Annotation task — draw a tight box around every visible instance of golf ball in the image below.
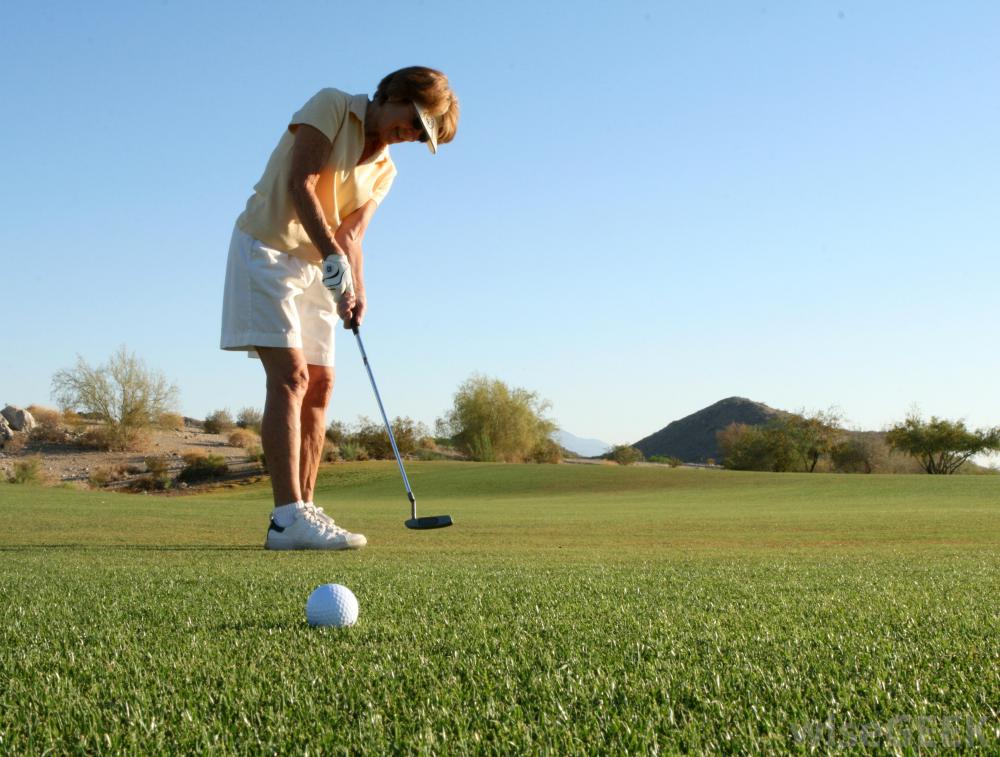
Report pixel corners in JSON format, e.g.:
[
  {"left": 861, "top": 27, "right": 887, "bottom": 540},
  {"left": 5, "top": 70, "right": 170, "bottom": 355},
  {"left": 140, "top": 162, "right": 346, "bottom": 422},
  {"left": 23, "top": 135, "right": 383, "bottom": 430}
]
[{"left": 306, "top": 583, "right": 359, "bottom": 628}]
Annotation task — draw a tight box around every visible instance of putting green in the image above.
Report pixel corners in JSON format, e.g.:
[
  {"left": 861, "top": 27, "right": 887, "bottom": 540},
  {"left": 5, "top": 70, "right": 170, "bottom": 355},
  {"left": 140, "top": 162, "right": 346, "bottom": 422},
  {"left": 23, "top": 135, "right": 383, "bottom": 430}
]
[{"left": 1, "top": 463, "right": 998, "bottom": 752}]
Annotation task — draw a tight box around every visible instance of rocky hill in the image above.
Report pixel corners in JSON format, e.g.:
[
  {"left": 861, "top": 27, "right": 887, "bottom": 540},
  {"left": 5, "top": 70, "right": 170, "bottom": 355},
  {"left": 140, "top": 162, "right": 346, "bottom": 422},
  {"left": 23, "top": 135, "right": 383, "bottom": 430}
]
[{"left": 632, "top": 397, "right": 782, "bottom": 463}]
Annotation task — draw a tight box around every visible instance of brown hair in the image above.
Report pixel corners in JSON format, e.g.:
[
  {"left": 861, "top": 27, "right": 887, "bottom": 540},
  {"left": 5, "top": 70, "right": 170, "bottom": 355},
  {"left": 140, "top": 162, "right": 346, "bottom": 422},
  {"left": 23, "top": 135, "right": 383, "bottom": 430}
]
[{"left": 374, "top": 66, "right": 460, "bottom": 145}]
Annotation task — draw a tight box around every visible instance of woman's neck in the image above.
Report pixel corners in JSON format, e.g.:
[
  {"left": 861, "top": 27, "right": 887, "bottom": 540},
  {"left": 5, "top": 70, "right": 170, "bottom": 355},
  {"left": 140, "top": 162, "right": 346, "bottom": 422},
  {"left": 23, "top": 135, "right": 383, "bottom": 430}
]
[{"left": 360, "top": 100, "right": 385, "bottom": 164}]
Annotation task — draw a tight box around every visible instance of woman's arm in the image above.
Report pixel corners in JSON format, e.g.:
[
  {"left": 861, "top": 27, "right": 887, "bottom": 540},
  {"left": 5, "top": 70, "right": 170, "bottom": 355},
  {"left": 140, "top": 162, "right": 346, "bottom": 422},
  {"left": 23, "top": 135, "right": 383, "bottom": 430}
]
[{"left": 287, "top": 124, "right": 342, "bottom": 260}]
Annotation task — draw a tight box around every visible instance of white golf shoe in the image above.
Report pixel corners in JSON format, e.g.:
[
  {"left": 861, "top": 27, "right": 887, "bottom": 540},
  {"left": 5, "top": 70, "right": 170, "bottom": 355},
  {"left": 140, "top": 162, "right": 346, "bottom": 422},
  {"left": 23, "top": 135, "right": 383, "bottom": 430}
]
[{"left": 264, "top": 505, "right": 367, "bottom": 551}]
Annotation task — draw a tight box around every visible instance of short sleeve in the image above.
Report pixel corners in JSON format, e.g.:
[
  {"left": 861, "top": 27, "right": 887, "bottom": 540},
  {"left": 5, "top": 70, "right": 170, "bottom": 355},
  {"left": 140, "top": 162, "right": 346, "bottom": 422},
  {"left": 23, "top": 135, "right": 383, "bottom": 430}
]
[
  {"left": 289, "top": 89, "right": 349, "bottom": 143},
  {"left": 370, "top": 163, "right": 397, "bottom": 206}
]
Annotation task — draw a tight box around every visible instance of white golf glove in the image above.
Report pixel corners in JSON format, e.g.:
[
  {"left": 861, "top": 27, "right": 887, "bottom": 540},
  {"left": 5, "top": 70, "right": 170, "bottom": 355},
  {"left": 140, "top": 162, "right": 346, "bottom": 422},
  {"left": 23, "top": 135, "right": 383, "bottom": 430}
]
[{"left": 322, "top": 254, "right": 355, "bottom": 303}]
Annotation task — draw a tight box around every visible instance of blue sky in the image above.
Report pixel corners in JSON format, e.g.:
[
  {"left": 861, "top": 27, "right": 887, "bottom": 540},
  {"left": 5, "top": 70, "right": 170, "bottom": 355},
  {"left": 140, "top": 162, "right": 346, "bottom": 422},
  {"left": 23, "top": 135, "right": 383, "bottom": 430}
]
[{"left": 2, "top": 1, "right": 998, "bottom": 446}]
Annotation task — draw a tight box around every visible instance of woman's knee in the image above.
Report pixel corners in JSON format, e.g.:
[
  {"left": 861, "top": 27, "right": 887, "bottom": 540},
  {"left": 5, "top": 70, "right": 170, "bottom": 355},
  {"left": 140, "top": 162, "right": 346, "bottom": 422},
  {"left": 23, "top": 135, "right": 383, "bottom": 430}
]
[
  {"left": 267, "top": 364, "right": 311, "bottom": 402},
  {"left": 304, "top": 368, "right": 335, "bottom": 405}
]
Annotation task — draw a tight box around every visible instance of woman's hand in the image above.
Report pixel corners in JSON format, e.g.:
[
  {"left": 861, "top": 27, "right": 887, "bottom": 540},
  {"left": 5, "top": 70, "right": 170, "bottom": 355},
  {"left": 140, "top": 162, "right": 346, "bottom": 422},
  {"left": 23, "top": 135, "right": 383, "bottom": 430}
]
[{"left": 336, "top": 290, "right": 366, "bottom": 329}]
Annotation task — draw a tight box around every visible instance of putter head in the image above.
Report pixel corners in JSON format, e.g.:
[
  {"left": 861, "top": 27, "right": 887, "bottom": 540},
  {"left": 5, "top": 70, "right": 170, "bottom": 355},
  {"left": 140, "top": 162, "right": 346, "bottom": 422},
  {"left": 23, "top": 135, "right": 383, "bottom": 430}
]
[{"left": 405, "top": 515, "right": 453, "bottom": 530}]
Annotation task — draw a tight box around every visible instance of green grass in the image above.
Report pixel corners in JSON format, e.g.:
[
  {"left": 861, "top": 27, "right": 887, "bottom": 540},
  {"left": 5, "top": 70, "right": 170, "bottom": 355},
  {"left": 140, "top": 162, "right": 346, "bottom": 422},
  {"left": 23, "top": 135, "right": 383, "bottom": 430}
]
[{"left": 1, "top": 463, "right": 998, "bottom": 753}]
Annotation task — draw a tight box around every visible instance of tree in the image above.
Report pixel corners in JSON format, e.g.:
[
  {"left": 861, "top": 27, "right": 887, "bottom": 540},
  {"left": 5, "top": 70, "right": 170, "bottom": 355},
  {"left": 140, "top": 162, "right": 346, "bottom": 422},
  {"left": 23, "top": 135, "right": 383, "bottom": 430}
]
[
  {"left": 885, "top": 414, "right": 1000, "bottom": 474},
  {"left": 51, "top": 346, "right": 179, "bottom": 451},
  {"left": 777, "top": 409, "right": 844, "bottom": 472},
  {"left": 440, "top": 375, "right": 557, "bottom": 463},
  {"left": 830, "top": 438, "right": 875, "bottom": 473}
]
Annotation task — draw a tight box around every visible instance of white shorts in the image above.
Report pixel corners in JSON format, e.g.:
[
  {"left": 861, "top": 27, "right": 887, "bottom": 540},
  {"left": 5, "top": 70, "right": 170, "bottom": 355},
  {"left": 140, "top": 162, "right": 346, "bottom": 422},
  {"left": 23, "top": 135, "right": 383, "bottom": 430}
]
[{"left": 220, "top": 224, "right": 337, "bottom": 367}]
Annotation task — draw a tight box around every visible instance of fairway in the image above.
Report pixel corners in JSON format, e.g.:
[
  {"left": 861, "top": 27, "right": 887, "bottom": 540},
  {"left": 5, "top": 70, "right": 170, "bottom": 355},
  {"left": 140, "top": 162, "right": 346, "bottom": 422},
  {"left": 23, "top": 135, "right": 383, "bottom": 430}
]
[{"left": 2, "top": 463, "right": 999, "bottom": 752}]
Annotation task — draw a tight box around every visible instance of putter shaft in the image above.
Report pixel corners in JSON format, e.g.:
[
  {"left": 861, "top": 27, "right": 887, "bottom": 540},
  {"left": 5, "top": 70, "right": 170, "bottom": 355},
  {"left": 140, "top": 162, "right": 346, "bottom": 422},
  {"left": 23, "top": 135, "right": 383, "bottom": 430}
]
[{"left": 352, "top": 326, "right": 417, "bottom": 520}]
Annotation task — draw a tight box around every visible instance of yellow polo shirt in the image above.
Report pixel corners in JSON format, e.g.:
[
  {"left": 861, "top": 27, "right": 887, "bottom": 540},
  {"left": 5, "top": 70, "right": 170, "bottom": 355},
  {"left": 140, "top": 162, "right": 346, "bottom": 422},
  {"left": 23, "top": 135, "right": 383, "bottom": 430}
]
[{"left": 237, "top": 89, "right": 397, "bottom": 264}]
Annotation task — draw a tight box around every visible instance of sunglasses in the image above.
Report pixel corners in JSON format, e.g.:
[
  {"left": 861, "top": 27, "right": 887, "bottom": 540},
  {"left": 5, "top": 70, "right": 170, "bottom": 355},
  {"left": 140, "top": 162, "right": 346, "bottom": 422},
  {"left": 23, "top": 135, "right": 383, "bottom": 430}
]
[{"left": 410, "top": 103, "right": 429, "bottom": 143}]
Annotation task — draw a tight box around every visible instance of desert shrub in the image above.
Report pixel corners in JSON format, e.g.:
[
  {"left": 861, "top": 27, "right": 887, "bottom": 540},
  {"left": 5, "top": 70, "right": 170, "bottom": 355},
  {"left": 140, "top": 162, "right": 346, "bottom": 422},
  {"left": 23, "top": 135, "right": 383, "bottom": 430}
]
[
  {"left": 419, "top": 436, "right": 438, "bottom": 450},
  {"left": 144, "top": 455, "right": 169, "bottom": 476},
  {"left": 203, "top": 409, "right": 235, "bottom": 435},
  {"left": 178, "top": 452, "right": 229, "bottom": 483},
  {"left": 30, "top": 424, "right": 70, "bottom": 444},
  {"left": 88, "top": 464, "right": 128, "bottom": 488},
  {"left": 158, "top": 412, "right": 185, "bottom": 431},
  {"left": 130, "top": 456, "right": 172, "bottom": 491},
  {"left": 441, "top": 375, "right": 557, "bottom": 463},
  {"left": 237, "top": 407, "right": 263, "bottom": 434},
  {"left": 338, "top": 441, "right": 367, "bottom": 462},
  {"left": 87, "top": 467, "right": 113, "bottom": 488},
  {"left": 51, "top": 346, "right": 179, "bottom": 452},
  {"left": 347, "top": 416, "right": 428, "bottom": 460},
  {"left": 611, "top": 445, "right": 644, "bottom": 466},
  {"left": 130, "top": 458, "right": 172, "bottom": 491},
  {"left": 26, "top": 405, "right": 69, "bottom": 444},
  {"left": 228, "top": 428, "right": 260, "bottom": 449},
  {"left": 322, "top": 439, "right": 339, "bottom": 463},
  {"left": 6, "top": 456, "right": 46, "bottom": 485}
]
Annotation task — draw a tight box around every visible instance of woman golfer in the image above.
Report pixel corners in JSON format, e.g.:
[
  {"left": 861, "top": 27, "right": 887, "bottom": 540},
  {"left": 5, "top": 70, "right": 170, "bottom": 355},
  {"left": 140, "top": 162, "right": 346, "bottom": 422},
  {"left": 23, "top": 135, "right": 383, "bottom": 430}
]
[{"left": 220, "top": 67, "right": 459, "bottom": 549}]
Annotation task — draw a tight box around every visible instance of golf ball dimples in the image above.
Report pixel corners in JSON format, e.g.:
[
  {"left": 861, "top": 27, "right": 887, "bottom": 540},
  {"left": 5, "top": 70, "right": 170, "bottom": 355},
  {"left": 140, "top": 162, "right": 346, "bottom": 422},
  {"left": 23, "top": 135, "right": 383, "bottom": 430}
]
[{"left": 306, "top": 584, "right": 359, "bottom": 627}]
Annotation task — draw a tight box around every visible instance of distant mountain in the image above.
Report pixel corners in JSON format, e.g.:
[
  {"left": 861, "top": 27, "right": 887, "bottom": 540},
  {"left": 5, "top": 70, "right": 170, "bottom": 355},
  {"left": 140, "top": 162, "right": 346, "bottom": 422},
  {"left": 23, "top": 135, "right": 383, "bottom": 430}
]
[
  {"left": 553, "top": 430, "right": 612, "bottom": 458},
  {"left": 633, "top": 397, "right": 782, "bottom": 463}
]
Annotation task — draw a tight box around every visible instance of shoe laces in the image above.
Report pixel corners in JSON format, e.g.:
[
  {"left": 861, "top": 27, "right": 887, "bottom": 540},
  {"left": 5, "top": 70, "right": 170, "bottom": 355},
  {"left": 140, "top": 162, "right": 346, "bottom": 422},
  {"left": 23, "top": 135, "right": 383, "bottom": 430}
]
[{"left": 302, "top": 503, "right": 348, "bottom": 536}]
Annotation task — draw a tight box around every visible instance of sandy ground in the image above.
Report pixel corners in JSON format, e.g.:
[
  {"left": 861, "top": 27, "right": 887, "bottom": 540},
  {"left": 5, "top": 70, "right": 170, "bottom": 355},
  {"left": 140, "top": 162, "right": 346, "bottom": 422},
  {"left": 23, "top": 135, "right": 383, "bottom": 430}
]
[{"left": 0, "top": 425, "right": 261, "bottom": 489}]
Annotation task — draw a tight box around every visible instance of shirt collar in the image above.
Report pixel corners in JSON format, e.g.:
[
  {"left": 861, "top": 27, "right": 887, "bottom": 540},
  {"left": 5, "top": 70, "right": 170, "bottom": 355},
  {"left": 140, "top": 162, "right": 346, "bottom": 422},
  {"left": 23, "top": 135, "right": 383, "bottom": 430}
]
[{"left": 349, "top": 93, "right": 369, "bottom": 122}]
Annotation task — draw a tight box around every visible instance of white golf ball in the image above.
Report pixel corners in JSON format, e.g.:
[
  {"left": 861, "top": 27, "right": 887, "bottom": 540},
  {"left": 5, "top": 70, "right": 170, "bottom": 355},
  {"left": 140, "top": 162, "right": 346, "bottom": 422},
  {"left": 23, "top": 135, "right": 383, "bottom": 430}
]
[{"left": 306, "top": 583, "right": 359, "bottom": 628}]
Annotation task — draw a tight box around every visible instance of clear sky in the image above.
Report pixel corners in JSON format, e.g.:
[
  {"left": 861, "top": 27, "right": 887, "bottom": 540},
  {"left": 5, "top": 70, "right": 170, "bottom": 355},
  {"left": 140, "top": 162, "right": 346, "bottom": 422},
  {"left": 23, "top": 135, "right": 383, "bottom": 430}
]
[{"left": 2, "top": 1, "right": 998, "bottom": 446}]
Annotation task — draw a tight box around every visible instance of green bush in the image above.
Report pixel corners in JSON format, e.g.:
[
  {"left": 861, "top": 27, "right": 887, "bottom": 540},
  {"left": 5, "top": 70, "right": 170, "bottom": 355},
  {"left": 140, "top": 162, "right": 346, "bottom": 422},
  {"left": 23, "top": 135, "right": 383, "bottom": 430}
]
[
  {"left": 203, "top": 409, "right": 235, "bottom": 435},
  {"left": 469, "top": 432, "right": 495, "bottom": 463},
  {"left": 441, "top": 375, "right": 556, "bottom": 463},
  {"left": 338, "top": 442, "right": 368, "bottom": 462},
  {"left": 611, "top": 445, "right": 644, "bottom": 466},
  {"left": 717, "top": 423, "right": 797, "bottom": 472},
  {"left": 178, "top": 453, "right": 229, "bottom": 483},
  {"left": 350, "top": 416, "right": 427, "bottom": 460}
]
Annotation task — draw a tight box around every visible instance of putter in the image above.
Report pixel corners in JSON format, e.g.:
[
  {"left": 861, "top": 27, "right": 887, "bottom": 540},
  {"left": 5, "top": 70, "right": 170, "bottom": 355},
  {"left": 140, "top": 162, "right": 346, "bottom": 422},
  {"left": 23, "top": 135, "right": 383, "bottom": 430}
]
[{"left": 352, "top": 324, "right": 453, "bottom": 530}]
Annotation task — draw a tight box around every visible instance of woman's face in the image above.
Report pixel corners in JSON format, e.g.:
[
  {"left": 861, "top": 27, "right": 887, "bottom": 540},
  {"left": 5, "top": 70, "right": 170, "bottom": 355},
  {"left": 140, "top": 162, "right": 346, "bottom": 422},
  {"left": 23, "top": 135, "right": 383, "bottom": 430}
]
[{"left": 372, "top": 100, "right": 426, "bottom": 146}]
